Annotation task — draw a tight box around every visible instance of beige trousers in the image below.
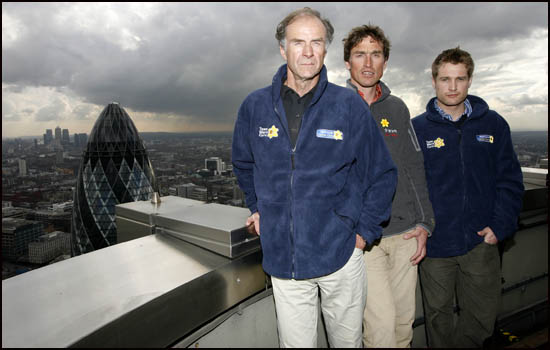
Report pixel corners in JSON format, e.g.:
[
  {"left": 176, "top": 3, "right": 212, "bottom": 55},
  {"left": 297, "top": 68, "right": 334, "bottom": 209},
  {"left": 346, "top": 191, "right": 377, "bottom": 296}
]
[
  {"left": 363, "top": 230, "right": 418, "bottom": 348},
  {"left": 271, "top": 247, "right": 366, "bottom": 348}
]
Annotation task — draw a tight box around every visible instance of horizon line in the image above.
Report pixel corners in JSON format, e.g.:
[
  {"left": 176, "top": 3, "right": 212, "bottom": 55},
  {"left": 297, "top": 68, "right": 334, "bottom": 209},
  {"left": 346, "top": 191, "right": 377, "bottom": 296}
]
[{"left": 2, "top": 129, "right": 548, "bottom": 140}]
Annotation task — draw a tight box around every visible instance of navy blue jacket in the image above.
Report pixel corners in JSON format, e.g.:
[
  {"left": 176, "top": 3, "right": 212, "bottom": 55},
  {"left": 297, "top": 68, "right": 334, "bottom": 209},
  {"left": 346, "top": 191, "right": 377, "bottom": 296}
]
[
  {"left": 232, "top": 64, "right": 397, "bottom": 279},
  {"left": 412, "top": 95, "right": 524, "bottom": 258}
]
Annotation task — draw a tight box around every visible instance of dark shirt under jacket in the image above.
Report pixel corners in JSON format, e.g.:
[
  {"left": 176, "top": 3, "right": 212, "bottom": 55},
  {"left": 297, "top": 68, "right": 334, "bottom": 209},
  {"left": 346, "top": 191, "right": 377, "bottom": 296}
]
[{"left": 281, "top": 82, "right": 317, "bottom": 149}]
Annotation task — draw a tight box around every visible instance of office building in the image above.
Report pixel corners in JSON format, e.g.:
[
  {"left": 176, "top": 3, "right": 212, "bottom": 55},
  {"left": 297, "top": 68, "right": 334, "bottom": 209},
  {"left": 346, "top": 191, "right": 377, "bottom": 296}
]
[
  {"left": 188, "top": 187, "right": 207, "bottom": 202},
  {"left": 62, "top": 129, "right": 70, "bottom": 145},
  {"left": 55, "top": 126, "right": 62, "bottom": 142},
  {"left": 205, "top": 157, "right": 223, "bottom": 175},
  {"left": 72, "top": 103, "right": 158, "bottom": 255},
  {"left": 175, "top": 183, "right": 197, "bottom": 198},
  {"left": 74, "top": 133, "right": 88, "bottom": 148},
  {"left": 44, "top": 129, "right": 53, "bottom": 145},
  {"left": 18, "top": 158, "right": 27, "bottom": 176},
  {"left": 28, "top": 231, "right": 71, "bottom": 264},
  {"left": 2, "top": 218, "right": 44, "bottom": 261}
]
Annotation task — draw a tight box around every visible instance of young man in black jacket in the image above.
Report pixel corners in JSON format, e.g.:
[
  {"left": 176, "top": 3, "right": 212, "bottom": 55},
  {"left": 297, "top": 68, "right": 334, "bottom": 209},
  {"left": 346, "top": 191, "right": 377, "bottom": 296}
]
[{"left": 343, "top": 25, "right": 435, "bottom": 348}]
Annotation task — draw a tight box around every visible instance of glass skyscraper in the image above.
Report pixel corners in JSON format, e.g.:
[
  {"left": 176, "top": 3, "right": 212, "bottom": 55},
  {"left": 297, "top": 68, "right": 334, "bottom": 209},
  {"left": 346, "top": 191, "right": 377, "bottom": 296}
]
[{"left": 72, "top": 103, "right": 157, "bottom": 255}]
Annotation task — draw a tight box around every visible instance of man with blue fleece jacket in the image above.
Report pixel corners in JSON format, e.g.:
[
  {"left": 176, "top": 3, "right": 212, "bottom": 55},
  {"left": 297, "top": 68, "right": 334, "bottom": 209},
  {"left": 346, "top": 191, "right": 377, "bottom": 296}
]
[
  {"left": 412, "top": 47, "right": 524, "bottom": 348},
  {"left": 232, "top": 7, "right": 397, "bottom": 348}
]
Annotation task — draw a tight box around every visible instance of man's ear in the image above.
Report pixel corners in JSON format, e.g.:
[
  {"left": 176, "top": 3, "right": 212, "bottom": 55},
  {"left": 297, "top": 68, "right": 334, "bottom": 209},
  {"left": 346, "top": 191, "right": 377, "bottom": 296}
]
[
  {"left": 344, "top": 60, "right": 351, "bottom": 71},
  {"left": 280, "top": 45, "right": 287, "bottom": 61}
]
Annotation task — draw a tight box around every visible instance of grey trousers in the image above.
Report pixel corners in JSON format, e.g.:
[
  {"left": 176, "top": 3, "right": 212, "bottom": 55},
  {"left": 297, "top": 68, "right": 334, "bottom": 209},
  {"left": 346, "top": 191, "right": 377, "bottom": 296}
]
[{"left": 419, "top": 242, "right": 501, "bottom": 348}]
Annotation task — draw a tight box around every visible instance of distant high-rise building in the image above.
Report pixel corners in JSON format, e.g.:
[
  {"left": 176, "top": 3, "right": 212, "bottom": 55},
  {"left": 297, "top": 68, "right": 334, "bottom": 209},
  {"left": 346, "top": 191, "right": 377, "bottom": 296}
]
[
  {"left": 55, "top": 126, "right": 61, "bottom": 142},
  {"left": 74, "top": 133, "right": 88, "bottom": 148},
  {"left": 72, "top": 103, "right": 158, "bottom": 255},
  {"left": 44, "top": 129, "right": 53, "bottom": 145},
  {"left": 62, "top": 129, "right": 70, "bottom": 145},
  {"left": 205, "top": 157, "right": 223, "bottom": 175},
  {"left": 18, "top": 158, "right": 27, "bottom": 176}
]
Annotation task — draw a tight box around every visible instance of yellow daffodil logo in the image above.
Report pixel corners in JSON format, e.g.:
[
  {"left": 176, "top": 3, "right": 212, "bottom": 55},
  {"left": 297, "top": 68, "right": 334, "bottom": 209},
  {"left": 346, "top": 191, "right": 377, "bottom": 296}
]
[
  {"left": 334, "top": 130, "right": 343, "bottom": 140},
  {"left": 434, "top": 137, "right": 445, "bottom": 148},
  {"left": 267, "top": 125, "right": 279, "bottom": 139},
  {"left": 489, "top": 136, "right": 494, "bottom": 143},
  {"left": 381, "top": 119, "right": 390, "bottom": 128}
]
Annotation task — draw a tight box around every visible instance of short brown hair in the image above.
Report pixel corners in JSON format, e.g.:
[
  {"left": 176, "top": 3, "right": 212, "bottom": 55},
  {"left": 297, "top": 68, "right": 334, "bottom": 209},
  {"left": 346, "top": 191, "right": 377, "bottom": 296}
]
[
  {"left": 432, "top": 46, "right": 475, "bottom": 79},
  {"left": 275, "top": 7, "right": 334, "bottom": 48},
  {"left": 342, "top": 24, "right": 391, "bottom": 62}
]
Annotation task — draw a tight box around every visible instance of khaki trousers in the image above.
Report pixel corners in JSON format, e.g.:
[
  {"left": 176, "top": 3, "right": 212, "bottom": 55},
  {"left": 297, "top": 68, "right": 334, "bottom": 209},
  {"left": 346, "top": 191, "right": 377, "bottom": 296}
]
[
  {"left": 362, "top": 231, "right": 418, "bottom": 348},
  {"left": 271, "top": 248, "right": 366, "bottom": 348}
]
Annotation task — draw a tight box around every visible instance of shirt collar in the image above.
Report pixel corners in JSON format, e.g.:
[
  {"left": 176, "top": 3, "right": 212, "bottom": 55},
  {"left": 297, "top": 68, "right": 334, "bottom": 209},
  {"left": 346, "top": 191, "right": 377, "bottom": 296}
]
[
  {"left": 281, "top": 80, "right": 318, "bottom": 99},
  {"left": 346, "top": 79, "right": 382, "bottom": 103},
  {"left": 434, "top": 98, "right": 472, "bottom": 122}
]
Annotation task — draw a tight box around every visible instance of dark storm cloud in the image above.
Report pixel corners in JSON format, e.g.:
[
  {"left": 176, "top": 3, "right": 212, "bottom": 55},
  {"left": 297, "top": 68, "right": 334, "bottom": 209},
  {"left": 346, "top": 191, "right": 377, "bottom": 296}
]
[{"left": 2, "top": 2, "right": 548, "bottom": 128}]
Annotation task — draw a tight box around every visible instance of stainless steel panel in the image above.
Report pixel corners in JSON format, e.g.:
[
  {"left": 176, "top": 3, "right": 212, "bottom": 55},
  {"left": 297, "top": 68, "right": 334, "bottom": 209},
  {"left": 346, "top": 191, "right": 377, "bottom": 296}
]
[
  {"left": 2, "top": 233, "right": 266, "bottom": 348},
  {"left": 115, "top": 195, "right": 203, "bottom": 223},
  {"left": 159, "top": 226, "right": 259, "bottom": 259},
  {"left": 155, "top": 203, "right": 251, "bottom": 243},
  {"left": 154, "top": 203, "right": 260, "bottom": 258},
  {"left": 118, "top": 198, "right": 260, "bottom": 258},
  {"left": 116, "top": 216, "right": 154, "bottom": 242}
]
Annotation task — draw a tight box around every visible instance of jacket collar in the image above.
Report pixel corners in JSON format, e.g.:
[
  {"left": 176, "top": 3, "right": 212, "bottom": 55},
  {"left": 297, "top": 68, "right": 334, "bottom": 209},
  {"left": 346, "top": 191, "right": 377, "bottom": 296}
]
[
  {"left": 345, "top": 79, "right": 391, "bottom": 104},
  {"left": 272, "top": 64, "right": 329, "bottom": 106},
  {"left": 425, "top": 95, "right": 489, "bottom": 124}
]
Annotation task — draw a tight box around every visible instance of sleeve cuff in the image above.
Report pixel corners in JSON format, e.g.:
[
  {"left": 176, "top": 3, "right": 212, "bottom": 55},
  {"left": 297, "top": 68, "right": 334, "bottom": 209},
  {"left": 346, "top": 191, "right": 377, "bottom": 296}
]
[{"left": 416, "top": 223, "right": 433, "bottom": 237}]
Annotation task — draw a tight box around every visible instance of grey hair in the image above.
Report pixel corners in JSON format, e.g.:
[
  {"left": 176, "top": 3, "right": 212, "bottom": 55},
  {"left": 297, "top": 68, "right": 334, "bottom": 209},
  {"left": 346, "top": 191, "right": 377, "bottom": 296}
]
[{"left": 275, "top": 7, "right": 334, "bottom": 50}]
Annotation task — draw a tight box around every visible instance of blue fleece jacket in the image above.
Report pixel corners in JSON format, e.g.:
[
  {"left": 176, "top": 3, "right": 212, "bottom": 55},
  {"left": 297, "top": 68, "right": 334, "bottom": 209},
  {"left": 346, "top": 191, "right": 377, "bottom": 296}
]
[
  {"left": 412, "top": 95, "right": 524, "bottom": 258},
  {"left": 232, "top": 64, "right": 397, "bottom": 279}
]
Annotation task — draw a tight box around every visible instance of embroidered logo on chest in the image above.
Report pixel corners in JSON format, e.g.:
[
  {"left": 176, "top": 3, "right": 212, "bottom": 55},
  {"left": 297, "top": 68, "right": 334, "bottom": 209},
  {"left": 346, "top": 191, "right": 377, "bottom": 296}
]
[
  {"left": 316, "top": 129, "right": 343, "bottom": 140},
  {"left": 259, "top": 125, "right": 279, "bottom": 139},
  {"left": 426, "top": 137, "right": 445, "bottom": 149},
  {"left": 476, "top": 135, "right": 494, "bottom": 143},
  {"left": 380, "top": 118, "right": 398, "bottom": 137}
]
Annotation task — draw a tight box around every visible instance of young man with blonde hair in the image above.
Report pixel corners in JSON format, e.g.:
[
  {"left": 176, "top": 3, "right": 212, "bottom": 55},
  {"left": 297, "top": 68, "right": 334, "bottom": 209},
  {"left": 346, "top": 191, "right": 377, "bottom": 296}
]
[{"left": 412, "top": 47, "right": 524, "bottom": 347}]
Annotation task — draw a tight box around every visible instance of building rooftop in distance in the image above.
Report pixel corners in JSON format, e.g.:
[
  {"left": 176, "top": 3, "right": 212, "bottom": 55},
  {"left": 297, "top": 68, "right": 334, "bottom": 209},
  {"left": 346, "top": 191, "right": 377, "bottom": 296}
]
[{"left": 522, "top": 167, "right": 548, "bottom": 189}]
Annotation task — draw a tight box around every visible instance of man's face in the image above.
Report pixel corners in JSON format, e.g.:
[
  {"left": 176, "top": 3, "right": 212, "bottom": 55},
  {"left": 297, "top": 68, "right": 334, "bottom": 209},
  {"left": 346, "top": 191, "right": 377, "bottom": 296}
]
[
  {"left": 432, "top": 63, "right": 472, "bottom": 107},
  {"left": 280, "top": 15, "right": 327, "bottom": 82},
  {"left": 345, "top": 36, "right": 387, "bottom": 88}
]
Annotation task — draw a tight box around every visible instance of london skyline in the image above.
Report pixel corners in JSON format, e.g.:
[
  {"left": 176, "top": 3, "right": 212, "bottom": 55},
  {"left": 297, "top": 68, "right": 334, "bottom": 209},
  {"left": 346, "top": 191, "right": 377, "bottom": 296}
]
[{"left": 2, "top": 2, "right": 548, "bottom": 138}]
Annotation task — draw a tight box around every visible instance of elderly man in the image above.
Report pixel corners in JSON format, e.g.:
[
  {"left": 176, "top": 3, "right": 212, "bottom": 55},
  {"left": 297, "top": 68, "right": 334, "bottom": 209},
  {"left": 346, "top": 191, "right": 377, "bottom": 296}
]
[{"left": 232, "top": 7, "right": 397, "bottom": 348}]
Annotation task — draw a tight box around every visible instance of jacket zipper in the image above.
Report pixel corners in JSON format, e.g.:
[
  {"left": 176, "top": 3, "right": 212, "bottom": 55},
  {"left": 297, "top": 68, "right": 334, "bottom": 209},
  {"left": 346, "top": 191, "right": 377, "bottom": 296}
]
[
  {"left": 275, "top": 105, "right": 296, "bottom": 278},
  {"left": 455, "top": 121, "right": 467, "bottom": 251}
]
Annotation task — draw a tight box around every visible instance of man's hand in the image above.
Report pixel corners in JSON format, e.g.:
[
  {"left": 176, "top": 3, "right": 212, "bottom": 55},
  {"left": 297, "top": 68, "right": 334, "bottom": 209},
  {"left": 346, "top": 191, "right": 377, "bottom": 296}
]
[
  {"left": 246, "top": 212, "right": 260, "bottom": 235},
  {"left": 403, "top": 226, "right": 428, "bottom": 265},
  {"left": 477, "top": 226, "right": 498, "bottom": 245},
  {"left": 355, "top": 234, "right": 366, "bottom": 250}
]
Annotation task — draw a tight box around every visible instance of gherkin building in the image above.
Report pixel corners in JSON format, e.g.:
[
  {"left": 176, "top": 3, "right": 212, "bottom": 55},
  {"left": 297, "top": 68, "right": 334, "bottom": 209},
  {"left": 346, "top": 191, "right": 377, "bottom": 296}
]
[{"left": 72, "top": 103, "right": 158, "bottom": 255}]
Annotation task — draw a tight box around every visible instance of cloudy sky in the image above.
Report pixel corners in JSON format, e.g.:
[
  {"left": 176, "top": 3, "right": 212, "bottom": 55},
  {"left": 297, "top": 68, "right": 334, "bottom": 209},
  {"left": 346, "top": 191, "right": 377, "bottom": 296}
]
[{"left": 2, "top": 2, "right": 548, "bottom": 139}]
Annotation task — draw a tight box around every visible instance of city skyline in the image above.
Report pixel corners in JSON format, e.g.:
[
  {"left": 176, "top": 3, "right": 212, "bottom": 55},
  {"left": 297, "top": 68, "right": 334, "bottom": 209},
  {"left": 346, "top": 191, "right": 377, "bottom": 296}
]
[{"left": 2, "top": 2, "right": 548, "bottom": 139}]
